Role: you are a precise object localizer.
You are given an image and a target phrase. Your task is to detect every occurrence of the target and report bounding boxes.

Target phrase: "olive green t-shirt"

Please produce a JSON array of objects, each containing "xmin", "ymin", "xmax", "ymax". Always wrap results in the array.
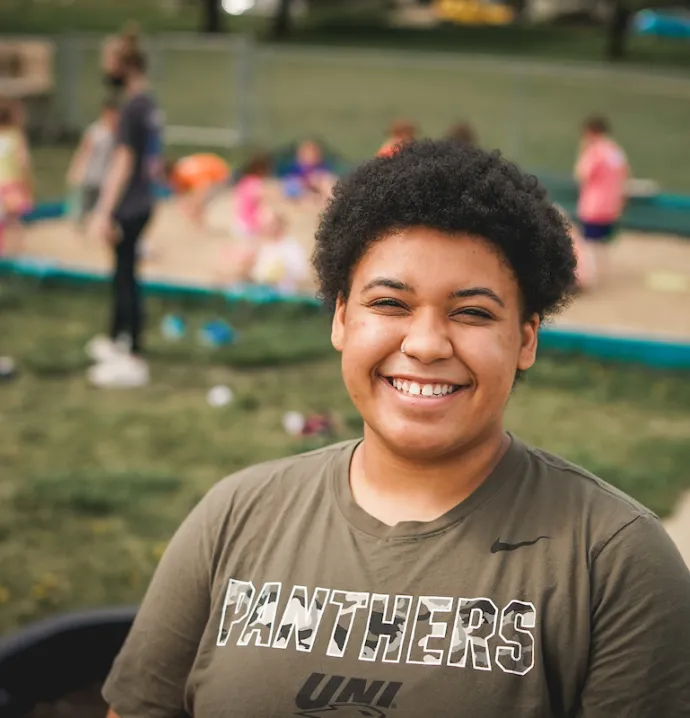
[{"xmin": 103, "ymin": 435, "xmax": 690, "ymax": 717}]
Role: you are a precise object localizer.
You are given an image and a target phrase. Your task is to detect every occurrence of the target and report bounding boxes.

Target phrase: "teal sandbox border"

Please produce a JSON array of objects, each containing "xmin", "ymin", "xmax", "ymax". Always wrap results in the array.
[
  {"xmin": 536, "ymin": 325, "xmax": 690, "ymax": 370},
  {"xmin": 1, "ymin": 257, "xmax": 688, "ymax": 369}
]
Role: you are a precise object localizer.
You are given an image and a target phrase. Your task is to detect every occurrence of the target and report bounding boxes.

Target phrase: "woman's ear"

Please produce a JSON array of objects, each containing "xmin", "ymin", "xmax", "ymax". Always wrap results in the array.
[
  {"xmin": 517, "ymin": 314, "xmax": 540, "ymax": 372},
  {"xmin": 331, "ymin": 295, "xmax": 346, "ymax": 352}
]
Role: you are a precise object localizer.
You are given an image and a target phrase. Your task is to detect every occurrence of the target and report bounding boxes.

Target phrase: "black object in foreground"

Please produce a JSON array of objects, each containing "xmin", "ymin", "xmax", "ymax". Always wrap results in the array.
[{"xmin": 0, "ymin": 607, "xmax": 137, "ymax": 718}]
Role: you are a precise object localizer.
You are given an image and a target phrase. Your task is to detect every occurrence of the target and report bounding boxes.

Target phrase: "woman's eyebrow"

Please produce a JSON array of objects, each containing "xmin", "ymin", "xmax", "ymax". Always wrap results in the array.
[
  {"xmin": 450, "ymin": 287, "xmax": 505, "ymax": 308},
  {"xmin": 361, "ymin": 277, "xmax": 412, "ymax": 293}
]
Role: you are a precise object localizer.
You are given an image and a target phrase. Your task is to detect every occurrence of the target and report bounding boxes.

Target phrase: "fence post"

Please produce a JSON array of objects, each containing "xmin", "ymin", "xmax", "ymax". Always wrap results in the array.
[
  {"xmin": 510, "ymin": 65, "xmax": 527, "ymax": 168},
  {"xmin": 235, "ymin": 33, "xmax": 254, "ymax": 147},
  {"xmin": 56, "ymin": 35, "xmax": 80, "ymax": 137}
]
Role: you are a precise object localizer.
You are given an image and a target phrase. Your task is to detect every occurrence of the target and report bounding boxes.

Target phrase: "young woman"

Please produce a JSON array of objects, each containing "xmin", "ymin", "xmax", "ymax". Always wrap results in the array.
[
  {"xmin": 87, "ymin": 50, "xmax": 162, "ymax": 389},
  {"xmin": 101, "ymin": 21, "xmax": 141, "ymax": 90},
  {"xmin": 103, "ymin": 140, "xmax": 690, "ymax": 717}
]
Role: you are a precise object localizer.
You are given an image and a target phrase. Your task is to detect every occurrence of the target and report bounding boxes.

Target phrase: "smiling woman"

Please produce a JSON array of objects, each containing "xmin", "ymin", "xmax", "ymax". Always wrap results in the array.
[
  {"xmin": 100, "ymin": 140, "xmax": 690, "ymax": 718},
  {"xmin": 330, "ymin": 226, "xmax": 542, "ymax": 471}
]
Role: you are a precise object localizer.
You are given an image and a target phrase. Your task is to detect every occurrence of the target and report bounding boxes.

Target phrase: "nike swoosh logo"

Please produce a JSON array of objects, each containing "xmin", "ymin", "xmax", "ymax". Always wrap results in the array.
[{"xmin": 491, "ymin": 536, "xmax": 550, "ymax": 553}]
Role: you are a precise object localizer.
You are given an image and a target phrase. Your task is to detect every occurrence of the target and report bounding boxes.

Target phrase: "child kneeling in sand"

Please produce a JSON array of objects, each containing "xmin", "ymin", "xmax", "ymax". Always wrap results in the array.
[{"xmin": 220, "ymin": 209, "xmax": 308, "ymax": 294}]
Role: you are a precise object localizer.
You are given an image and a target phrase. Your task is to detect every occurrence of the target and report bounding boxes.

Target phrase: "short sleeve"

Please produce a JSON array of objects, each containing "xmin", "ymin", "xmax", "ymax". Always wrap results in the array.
[
  {"xmin": 577, "ymin": 514, "xmax": 690, "ymax": 717},
  {"xmin": 574, "ymin": 147, "xmax": 596, "ymax": 183},
  {"xmin": 117, "ymin": 100, "xmax": 142, "ymax": 151},
  {"xmin": 102, "ymin": 485, "xmax": 224, "ymax": 718}
]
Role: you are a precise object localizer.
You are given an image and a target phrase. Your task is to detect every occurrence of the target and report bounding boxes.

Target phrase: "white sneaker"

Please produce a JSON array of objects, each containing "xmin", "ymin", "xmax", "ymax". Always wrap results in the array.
[
  {"xmin": 85, "ymin": 334, "xmax": 131, "ymax": 364},
  {"xmin": 87, "ymin": 354, "xmax": 149, "ymax": 388}
]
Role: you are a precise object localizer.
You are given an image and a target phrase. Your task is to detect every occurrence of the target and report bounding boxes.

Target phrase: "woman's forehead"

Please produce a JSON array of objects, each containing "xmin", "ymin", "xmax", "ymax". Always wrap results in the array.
[{"xmin": 355, "ymin": 229, "xmax": 514, "ymax": 283}]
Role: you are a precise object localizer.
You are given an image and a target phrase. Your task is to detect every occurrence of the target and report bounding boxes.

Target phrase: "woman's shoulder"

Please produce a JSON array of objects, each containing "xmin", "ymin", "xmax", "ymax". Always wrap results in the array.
[
  {"xmin": 205, "ymin": 439, "xmax": 358, "ymax": 508},
  {"xmin": 525, "ymin": 442, "xmax": 648, "ymax": 512},
  {"xmin": 515, "ymin": 436, "xmax": 658, "ymax": 553}
]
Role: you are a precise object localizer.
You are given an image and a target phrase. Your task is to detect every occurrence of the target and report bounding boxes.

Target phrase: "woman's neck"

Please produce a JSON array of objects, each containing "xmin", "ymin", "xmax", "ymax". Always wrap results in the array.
[
  {"xmin": 349, "ymin": 427, "xmax": 510, "ymax": 527},
  {"xmin": 126, "ymin": 76, "xmax": 148, "ymax": 96}
]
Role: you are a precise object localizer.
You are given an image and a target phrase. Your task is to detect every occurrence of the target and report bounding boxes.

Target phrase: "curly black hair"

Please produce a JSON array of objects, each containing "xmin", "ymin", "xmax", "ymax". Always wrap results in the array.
[{"xmin": 313, "ymin": 139, "xmax": 577, "ymax": 321}]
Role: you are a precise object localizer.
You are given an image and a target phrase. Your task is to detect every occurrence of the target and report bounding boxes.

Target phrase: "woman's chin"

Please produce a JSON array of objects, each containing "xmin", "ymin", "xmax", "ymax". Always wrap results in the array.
[{"xmin": 370, "ymin": 424, "xmax": 466, "ymax": 463}]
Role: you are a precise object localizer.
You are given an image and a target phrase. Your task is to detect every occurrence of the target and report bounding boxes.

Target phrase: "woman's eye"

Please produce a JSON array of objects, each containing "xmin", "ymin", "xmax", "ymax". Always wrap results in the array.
[
  {"xmin": 371, "ymin": 298, "xmax": 405, "ymax": 309},
  {"xmin": 454, "ymin": 308, "xmax": 494, "ymax": 320}
]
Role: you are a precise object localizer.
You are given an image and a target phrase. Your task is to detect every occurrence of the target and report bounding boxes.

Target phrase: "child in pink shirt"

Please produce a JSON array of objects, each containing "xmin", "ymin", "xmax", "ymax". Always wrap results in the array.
[
  {"xmin": 575, "ymin": 115, "xmax": 629, "ymax": 241},
  {"xmin": 574, "ymin": 115, "xmax": 629, "ymax": 285},
  {"xmin": 233, "ymin": 152, "xmax": 272, "ymax": 239}
]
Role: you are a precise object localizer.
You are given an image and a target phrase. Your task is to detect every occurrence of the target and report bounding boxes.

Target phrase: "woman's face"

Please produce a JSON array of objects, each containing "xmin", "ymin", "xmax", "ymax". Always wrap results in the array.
[{"xmin": 331, "ymin": 227, "xmax": 539, "ymax": 461}]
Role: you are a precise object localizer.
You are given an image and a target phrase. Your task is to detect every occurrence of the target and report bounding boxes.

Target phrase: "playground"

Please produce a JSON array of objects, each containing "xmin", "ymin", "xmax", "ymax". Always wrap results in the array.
[{"xmin": 2, "ymin": 11, "xmax": 690, "ymax": 716}]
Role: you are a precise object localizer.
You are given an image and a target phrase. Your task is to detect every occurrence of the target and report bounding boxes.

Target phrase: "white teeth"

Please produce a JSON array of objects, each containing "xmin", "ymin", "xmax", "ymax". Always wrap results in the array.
[{"xmin": 390, "ymin": 378, "xmax": 457, "ymax": 398}]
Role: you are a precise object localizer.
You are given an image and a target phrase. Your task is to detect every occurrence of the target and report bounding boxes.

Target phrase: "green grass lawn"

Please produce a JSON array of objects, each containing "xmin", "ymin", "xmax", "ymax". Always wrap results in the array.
[{"xmin": 1, "ymin": 277, "xmax": 690, "ymax": 633}]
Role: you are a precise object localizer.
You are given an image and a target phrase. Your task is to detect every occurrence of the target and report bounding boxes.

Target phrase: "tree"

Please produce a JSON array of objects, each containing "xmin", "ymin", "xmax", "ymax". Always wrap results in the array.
[
  {"xmin": 606, "ymin": 0, "xmax": 632, "ymax": 60},
  {"xmin": 270, "ymin": 0, "xmax": 295, "ymax": 40},
  {"xmin": 201, "ymin": 0, "xmax": 222, "ymax": 33},
  {"xmin": 603, "ymin": 0, "xmax": 690, "ymax": 61}
]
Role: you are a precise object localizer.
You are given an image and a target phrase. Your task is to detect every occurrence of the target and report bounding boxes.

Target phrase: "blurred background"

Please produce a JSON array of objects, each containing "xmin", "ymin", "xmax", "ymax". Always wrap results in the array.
[{"xmin": 0, "ymin": 1, "xmax": 689, "ymax": 714}]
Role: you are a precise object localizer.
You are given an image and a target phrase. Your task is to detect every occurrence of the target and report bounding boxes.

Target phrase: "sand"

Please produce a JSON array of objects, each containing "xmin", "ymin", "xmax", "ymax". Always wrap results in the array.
[{"xmin": 11, "ymin": 186, "xmax": 690, "ymax": 339}]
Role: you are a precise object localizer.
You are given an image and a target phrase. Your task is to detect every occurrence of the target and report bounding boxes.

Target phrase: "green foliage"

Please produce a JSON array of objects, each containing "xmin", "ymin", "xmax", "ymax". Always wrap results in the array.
[{"xmin": 17, "ymin": 470, "xmax": 182, "ymax": 516}]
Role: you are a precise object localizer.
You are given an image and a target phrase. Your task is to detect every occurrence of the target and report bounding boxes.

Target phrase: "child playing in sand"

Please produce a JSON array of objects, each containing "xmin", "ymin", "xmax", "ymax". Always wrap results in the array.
[
  {"xmin": 0, "ymin": 101, "xmax": 33, "ymax": 255},
  {"xmin": 282, "ymin": 140, "xmax": 336, "ymax": 206},
  {"xmin": 219, "ymin": 208, "xmax": 308, "ymax": 294},
  {"xmin": 377, "ymin": 119, "xmax": 418, "ymax": 158},
  {"xmin": 232, "ymin": 151, "xmax": 272, "ymax": 239},
  {"xmin": 249, "ymin": 209, "xmax": 309, "ymax": 294},
  {"xmin": 446, "ymin": 121, "xmax": 478, "ymax": 147},
  {"xmin": 66, "ymin": 100, "xmax": 119, "ymax": 228}
]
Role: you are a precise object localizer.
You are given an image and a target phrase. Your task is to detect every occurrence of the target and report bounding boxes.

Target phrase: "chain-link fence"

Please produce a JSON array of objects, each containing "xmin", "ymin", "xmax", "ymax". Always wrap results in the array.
[
  {"xmin": 13, "ymin": 33, "xmax": 690, "ymax": 192},
  {"xmin": 54, "ymin": 33, "xmax": 251, "ymax": 147}
]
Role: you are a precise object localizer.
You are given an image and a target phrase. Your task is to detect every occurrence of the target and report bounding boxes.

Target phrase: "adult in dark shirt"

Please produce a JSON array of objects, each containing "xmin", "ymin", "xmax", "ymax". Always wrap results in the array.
[{"xmin": 87, "ymin": 49, "xmax": 163, "ymax": 388}]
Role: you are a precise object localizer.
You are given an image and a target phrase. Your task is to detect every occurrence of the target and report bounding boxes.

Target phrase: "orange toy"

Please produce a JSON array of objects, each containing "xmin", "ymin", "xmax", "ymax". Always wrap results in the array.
[
  {"xmin": 169, "ymin": 154, "xmax": 230, "ymax": 194},
  {"xmin": 168, "ymin": 154, "xmax": 231, "ymax": 229}
]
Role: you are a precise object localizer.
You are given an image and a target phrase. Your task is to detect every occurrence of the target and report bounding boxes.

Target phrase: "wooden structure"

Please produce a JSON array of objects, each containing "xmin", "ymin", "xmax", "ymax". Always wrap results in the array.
[
  {"xmin": 0, "ymin": 39, "xmax": 55, "ymax": 138},
  {"xmin": 0, "ymin": 40, "xmax": 54, "ymax": 97}
]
